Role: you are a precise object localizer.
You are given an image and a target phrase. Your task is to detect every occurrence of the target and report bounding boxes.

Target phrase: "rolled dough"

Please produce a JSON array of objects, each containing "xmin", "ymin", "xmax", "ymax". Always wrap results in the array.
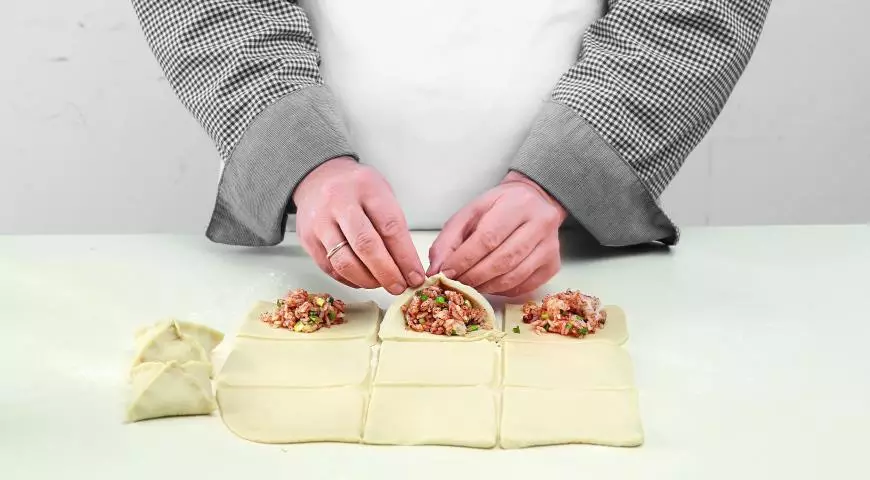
[
  {"xmin": 363, "ymin": 386, "xmax": 497, "ymax": 448},
  {"xmin": 237, "ymin": 300, "xmax": 381, "ymax": 343},
  {"xmin": 126, "ymin": 360, "xmax": 216, "ymax": 423},
  {"xmin": 503, "ymin": 304, "xmax": 628, "ymax": 345},
  {"xmin": 218, "ymin": 337, "xmax": 373, "ymax": 388},
  {"xmin": 500, "ymin": 387, "xmax": 644, "ymax": 448},
  {"xmin": 503, "ymin": 342, "xmax": 635, "ymax": 389},
  {"xmin": 379, "ymin": 274, "xmax": 503, "ymax": 342},
  {"xmin": 374, "ymin": 340, "xmax": 498, "ymax": 386},
  {"xmin": 216, "ymin": 385, "xmax": 366, "ymax": 444}
]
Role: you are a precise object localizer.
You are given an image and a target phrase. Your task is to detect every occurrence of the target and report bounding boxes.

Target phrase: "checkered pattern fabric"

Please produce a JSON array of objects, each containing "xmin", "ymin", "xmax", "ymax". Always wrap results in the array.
[
  {"xmin": 555, "ymin": 0, "xmax": 772, "ymax": 196},
  {"xmin": 131, "ymin": 0, "xmax": 323, "ymax": 160}
]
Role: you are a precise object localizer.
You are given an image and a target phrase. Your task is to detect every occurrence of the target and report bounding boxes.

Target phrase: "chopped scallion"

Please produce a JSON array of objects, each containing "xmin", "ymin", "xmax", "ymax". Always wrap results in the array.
[
  {"xmin": 468, "ymin": 325, "xmax": 479, "ymax": 332},
  {"xmin": 436, "ymin": 296, "xmax": 446, "ymax": 304},
  {"xmin": 512, "ymin": 326, "xmax": 521, "ymax": 334}
]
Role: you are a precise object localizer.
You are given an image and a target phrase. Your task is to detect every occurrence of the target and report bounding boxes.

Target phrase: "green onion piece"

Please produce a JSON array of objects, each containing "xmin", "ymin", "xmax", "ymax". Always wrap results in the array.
[
  {"xmin": 420, "ymin": 294, "xmax": 428, "ymax": 301},
  {"xmin": 328, "ymin": 311, "xmax": 336, "ymax": 321},
  {"xmin": 468, "ymin": 325, "xmax": 479, "ymax": 332},
  {"xmin": 579, "ymin": 327, "xmax": 589, "ymax": 336},
  {"xmin": 512, "ymin": 326, "xmax": 521, "ymax": 334},
  {"xmin": 327, "ymin": 296, "xmax": 334, "ymax": 304},
  {"xmin": 436, "ymin": 296, "xmax": 446, "ymax": 304},
  {"xmin": 276, "ymin": 299, "xmax": 283, "ymax": 307}
]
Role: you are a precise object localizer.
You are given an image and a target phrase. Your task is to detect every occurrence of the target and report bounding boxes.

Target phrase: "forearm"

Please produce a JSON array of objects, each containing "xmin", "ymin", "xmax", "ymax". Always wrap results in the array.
[
  {"xmin": 512, "ymin": 0, "xmax": 772, "ymax": 246},
  {"xmin": 131, "ymin": 0, "xmax": 355, "ymax": 246}
]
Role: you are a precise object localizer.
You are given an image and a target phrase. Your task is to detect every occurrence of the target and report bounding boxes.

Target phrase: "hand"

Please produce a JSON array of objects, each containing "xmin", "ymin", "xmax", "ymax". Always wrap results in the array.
[
  {"xmin": 294, "ymin": 157, "xmax": 425, "ymax": 295},
  {"xmin": 427, "ymin": 171, "xmax": 567, "ymax": 296}
]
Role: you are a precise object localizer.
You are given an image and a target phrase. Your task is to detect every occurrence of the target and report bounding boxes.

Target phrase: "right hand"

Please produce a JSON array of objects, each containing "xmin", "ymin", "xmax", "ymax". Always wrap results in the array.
[{"xmin": 293, "ymin": 156, "xmax": 425, "ymax": 295}]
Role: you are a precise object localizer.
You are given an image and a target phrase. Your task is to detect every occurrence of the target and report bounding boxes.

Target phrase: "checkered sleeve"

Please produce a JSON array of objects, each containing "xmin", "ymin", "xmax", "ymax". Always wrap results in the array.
[
  {"xmin": 131, "ymin": 0, "xmax": 356, "ymax": 246},
  {"xmin": 511, "ymin": 0, "xmax": 772, "ymax": 247}
]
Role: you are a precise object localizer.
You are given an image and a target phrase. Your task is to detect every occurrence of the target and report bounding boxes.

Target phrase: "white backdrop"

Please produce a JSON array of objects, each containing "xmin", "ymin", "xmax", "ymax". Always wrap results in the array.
[{"xmin": 1, "ymin": 1, "xmax": 867, "ymax": 234}]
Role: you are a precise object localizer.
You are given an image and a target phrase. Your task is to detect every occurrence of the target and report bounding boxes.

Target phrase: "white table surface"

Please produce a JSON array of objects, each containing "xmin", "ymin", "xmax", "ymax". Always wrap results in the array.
[{"xmin": 1, "ymin": 226, "xmax": 869, "ymax": 479}]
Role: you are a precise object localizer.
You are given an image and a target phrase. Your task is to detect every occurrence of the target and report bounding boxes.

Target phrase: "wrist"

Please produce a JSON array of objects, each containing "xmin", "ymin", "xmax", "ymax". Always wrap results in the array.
[
  {"xmin": 502, "ymin": 171, "xmax": 568, "ymax": 223},
  {"xmin": 292, "ymin": 156, "xmax": 358, "ymax": 206}
]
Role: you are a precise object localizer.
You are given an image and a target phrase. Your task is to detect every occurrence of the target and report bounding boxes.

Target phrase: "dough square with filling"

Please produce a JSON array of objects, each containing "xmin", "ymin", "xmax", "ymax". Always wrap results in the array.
[
  {"xmin": 503, "ymin": 341, "xmax": 634, "ymax": 389},
  {"xmin": 237, "ymin": 300, "xmax": 381, "ymax": 343},
  {"xmin": 363, "ymin": 386, "xmax": 497, "ymax": 448},
  {"xmin": 374, "ymin": 340, "xmax": 498, "ymax": 386},
  {"xmin": 500, "ymin": 387, "xmax": 644, "ymax": 448},
  {"xmin": 216, "ymin": 385, "xmax": 365, "ymax": 444},
  {"xmin": 126, "ymin": 360, "xmax": 216, "ymax": 423},
  {"xmin": 503, "ymin": 303, "xmax": 628, "ymax": 345},
  {"xmin": 379, "ymin": 274, "xmax": 503, "ymax": 342},
  {"xmin": 217, "ymin": 338, "xmax": 372, "ymax": 388}
]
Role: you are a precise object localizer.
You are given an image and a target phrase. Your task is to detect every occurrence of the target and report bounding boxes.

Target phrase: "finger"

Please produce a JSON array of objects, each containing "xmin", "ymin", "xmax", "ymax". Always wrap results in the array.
[
  {"xmin": 362, "ymin": 196, "xmax": 425, "ymax": 287},
  {"xmin": 457, "ymin": 222, "xmax": 544, "ymax": 287},
  {"xmin": 336, "ymin": 205, "xmax": 407, "ymax": 294},
  {"xmin": 306, "ymin": 237, "xmax": 359, "ymax": 288},
  {"xmin": 493, "ymin": 259, "xmax": 560, "ymax": 297},
  {"xmin": 477, "ymin": 237, "xmax": 560, "ymax": 295},
  {"xmin": 426, "ymin": 202, "xmax": 485, "ymax": 276},
  {"xmin": 318, "ymin": 223, "xmax": 380, "ymax": 289},
  {"xmin": 439, "ymin": 202, "xmax": 527, "ymax": 280}
]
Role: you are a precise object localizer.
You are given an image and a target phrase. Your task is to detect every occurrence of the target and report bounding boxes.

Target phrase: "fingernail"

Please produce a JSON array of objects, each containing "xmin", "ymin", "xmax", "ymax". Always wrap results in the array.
[
  {"xmin": 388, "ymin": 283, "xmax": 405, "ymax": 295},
  {"xmin": 442, "ymin": 269, "xmax": 456, "ymax": 279},
  {"xmin": 408, "ymin": 271, "xmax": 424, "ymax": 286}
]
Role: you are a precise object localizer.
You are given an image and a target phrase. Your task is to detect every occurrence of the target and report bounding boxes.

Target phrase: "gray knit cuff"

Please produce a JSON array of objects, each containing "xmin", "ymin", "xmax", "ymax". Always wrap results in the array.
[
  {"xmin": 206, "ymin": 86, "xmax": 356, "ymax": 246},
  {"xmin": 511, "ymin": 102, "xmax": 679, "ymax": 247}
]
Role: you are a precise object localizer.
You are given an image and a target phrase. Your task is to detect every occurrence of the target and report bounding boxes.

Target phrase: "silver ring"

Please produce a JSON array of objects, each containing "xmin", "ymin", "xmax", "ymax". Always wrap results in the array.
[{"xmin": 325, "ymin": 240, "xmax": 349, "ymax": 260}]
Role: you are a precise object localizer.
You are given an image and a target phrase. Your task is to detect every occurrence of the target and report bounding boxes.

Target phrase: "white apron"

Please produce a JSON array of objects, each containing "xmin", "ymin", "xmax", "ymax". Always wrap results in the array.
[{"xmin": 299, "ymin": 0, "xmax": 605, "ymax": 229}]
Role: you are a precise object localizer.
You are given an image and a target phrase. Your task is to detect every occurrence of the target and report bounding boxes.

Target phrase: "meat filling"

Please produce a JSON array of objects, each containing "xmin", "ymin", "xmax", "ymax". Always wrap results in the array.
[
  {"xmin": 521, "ymin": 289, "xmax": 607, "ymax": 337},
  {"xmin": 261, "ymin": 289, "xmax": 346, "ymax": 333},
  {"xmin": 402, "ymin": 282, "xmax": 489, "ymax": 336}
]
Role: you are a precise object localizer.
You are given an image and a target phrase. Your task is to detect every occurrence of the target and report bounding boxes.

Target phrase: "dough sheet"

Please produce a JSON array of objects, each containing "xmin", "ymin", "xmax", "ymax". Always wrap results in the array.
[
  {"xmin": 363, "ymin": 386, "xmax": 497, "ymax": 448},
  {"xmin": 374, "ymin": 340, "xmax": 499, "ymax": 386},
  {"xmin": 500, "ymin": 387, "xmax": 644, "ymax": 448}
]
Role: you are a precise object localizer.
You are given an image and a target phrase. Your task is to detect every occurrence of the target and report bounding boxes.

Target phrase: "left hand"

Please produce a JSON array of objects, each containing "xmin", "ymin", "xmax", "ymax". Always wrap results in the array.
[{"xmin": 426, "ymin": 172, "xmax": 567, "ymax": 296}]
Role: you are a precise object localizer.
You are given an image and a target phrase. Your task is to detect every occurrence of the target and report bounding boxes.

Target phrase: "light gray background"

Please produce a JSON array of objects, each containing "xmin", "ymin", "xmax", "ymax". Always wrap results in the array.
[{"xmin": 1, "ymin": 0, "xmax": 867, "ymax": 234}]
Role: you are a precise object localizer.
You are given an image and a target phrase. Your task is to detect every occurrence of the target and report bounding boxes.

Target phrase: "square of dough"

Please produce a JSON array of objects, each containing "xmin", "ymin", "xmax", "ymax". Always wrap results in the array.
[
  {"xmin": 363, "ymin": 386, "xmax": 497, "ymax": 448},
  {"xmin": 374, "ymin": 341, "xmax": 498, "ymax": 386},
  {"xmin": 216, "ymin": 385, "xmax": 365, "ymax": 444},
  {"xmin": 504, "ymin": 304, "xmax": 628, "ymax": 345},
  {"xmin": 500, "ymin": 387, "xmax": 644, "ymax": 448},
  {"xmin": 378, "ymin": 274, "xmax": 504, "ymax": 342},
  {"xmin": 237, "ymin": 300, "xmax": 381, "ymax": 343},
  {"xmin": 217, "ymin": 338, "xmax": 372, "ymax": 388},
  {"xmin": 503, "ymin": 342, "xmax": 634, "ymax": 389}
]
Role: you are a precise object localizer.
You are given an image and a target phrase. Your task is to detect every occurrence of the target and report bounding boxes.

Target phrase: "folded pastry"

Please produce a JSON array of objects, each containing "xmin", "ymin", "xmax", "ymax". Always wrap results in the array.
[
  {"xmin": 126, "ymin": 360, "xmax": 216, "ymax": 423},
  {"xmin": 132, "ymin": 320, "xmax": 224, "ymax": 370},
  {"xmin": 379, "ymin": 274, "xmax": 501, "ymax": 341}
]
